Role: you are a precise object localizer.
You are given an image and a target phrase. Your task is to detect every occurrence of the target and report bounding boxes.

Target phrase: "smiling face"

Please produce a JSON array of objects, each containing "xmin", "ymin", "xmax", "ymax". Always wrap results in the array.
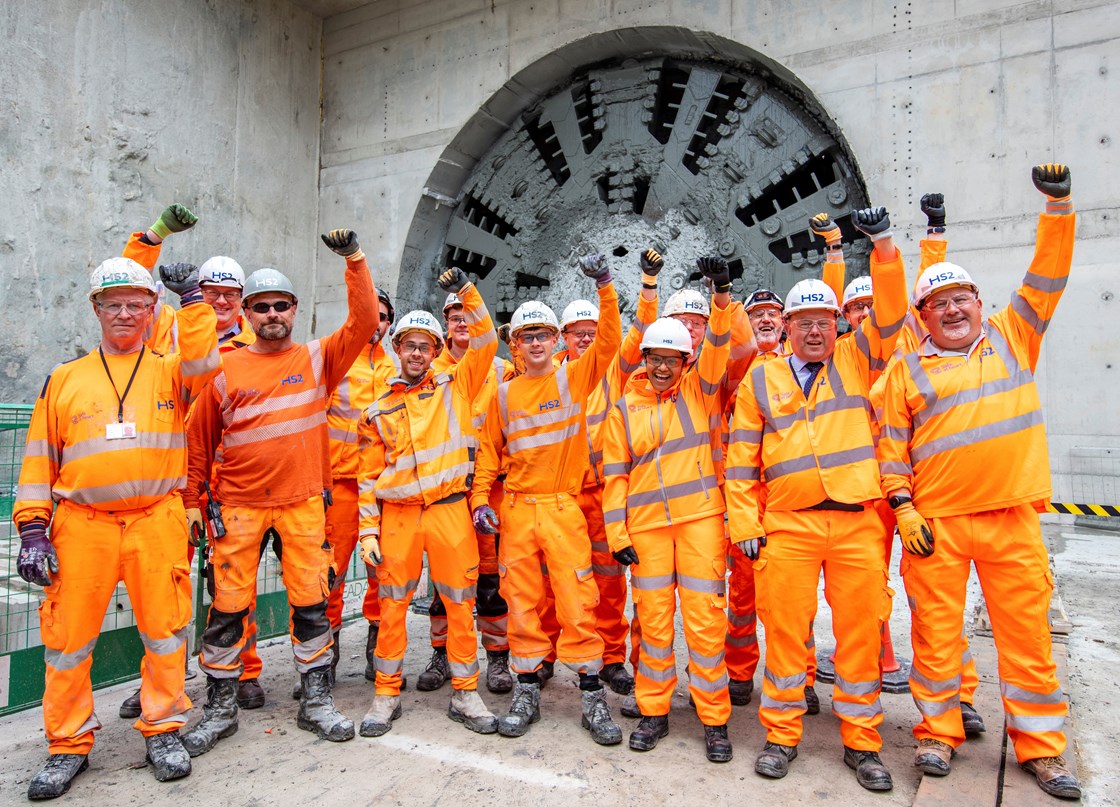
[
  {"xmin": 920, "ymin": 285, "xmax": 983, "ymax": 351},
  {"xmin": 445, "ymin": 305, "xmax": 469, "ymax": 350},
  {"xmin": 670, "ymin": 313, "xmax": 707, "ymax": 358},
  {"xmin": 201, "ymin": 283, "xmax": 243, "ymax": 332},
  {"xmin": 644, "ymin": 349, "xmax": 686, "ymax": 392},
  {"xmin": 92, "ymin": 288, "xmax": 156, "ymax": 353},
  {"xmin": 517, "ymin": 327, "xmax": 560, "ymax": 375},
  {"xmin": 747, "ymin": 304, "xmax": 783, "ymax": 352},
  {"xmin": 394, "ymin": 330, "xmax": 438, "ymax": 382},
  {"xmin": 245, "ymin": 293, "xmax": 297, "ymax": 342},
  {"xmin": 562, "ymin": 320, "xmax": 597, "ymax": 359},
  {"xmin": 373, "ymin": 299, "xmax": 392, "ymax": 343},
  {"xmin": 785, "ymin": 310, "xmax": 838, "ymax": 363},
  {"xmin": 843, "ymin": 298, "xmax": 872, "ymax": 331}
]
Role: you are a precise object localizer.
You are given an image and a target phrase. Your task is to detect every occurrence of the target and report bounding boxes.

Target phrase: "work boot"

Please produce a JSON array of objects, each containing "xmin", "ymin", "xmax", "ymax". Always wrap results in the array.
[
  {"xmin": 729, "ymin": 678, "xmax": 754, "ymax": 706},
  {"xmin": 416, "ymin": 647, "xmax": 451, "ymax": 691},
  {"xmin": 27, "ymin": 754, "xmax": 88, "ymax": 800},
  {"xmin": 704, "ymin": 724, "xmax": 733, "ymax": 763},
  {"xmin": 448, "ymin": 689, "xmax": 499, "ymax": 734},
  {"xmin": 363, "ymin": 623, "xmax": 379, "ymax": 682},
  {"xmin": 119, "ymin": 689, "xmax": 142, "ymax": 719},
  {"xmin": 145, "ymin": 732, "xmax": 192, "ymax": 782},
  {"xmin": 359, "ymin": 695, "xmax": 402, "ymax": 737},
  {"xmin": 1020, "ymin": 756, "xmax": 1083, "ymax": 800},
  {"xmin": 537, "ymin": 660, "xmax": 555, "ymax": 688},
  {"xmin": 619, "ymin": 694, "xmax": 641, "ymax": 719},
  {"xmin": 486, "ymin": 650, "xmax": 513, "ymax": 694},
  {"xmin": 580, "ymin": 688, "xmax": 623, "ymax": 746},
  {"xmin": 329, "ymin": 627, "xmax": 341, "ymax": 685},
  {"xmin": 629, "ymin": 715, "xmax": 669, "ymax": 751},
  {"xmin": 755, "ymin": 741, "xmax": 798, "ymax": 779},
  {"xmin": 844, "ymin": 747, "xmax": 893, "ymax": 792},
  {"xmin": 181, "ymin": 677, "xmax": 239, "ymax": 758},
  {"xmin": 598, "ymin": 662, "xmax": 635, "ymax": 695},
  {"xmin": 498, "ymin": 681, "xmax": 541, "ymax": 737},
  {"xmin": 296, "ymin": 667, "xmax": 355, "ymax": 742},
  {"xmin": 237, "ymin": 678, "xmax": 265, "ymax": 710},
  {"xmin": 961, "ymin": 702, "xmax": 987, "ymax": 737},
  {"xmin": 804, "ymin": 685, "xmax": 820, "ymax": 715},
  {"xmin": 915, "ymin": 738, "xmax": 954, "ymax": 776}
]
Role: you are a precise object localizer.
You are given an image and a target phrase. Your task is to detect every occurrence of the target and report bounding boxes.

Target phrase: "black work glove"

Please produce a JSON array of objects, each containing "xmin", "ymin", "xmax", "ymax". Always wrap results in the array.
[
  {"xmin": 735, "ymin": 536, "xmax": 767, "ymax": 561},
  {"xmin": 17, "ymin": 521, "xmax": 58, "ymax": 587},
  {"xmin": 577, "ymin": 253, "xmax": 612, "ymax": 286},
  {"xmin": 612, "ymin": 546, "xmax": 639, "ymax": 566},
  {"xmin": 697, "ymin": 256, "xmax": 731, "ymax": 293},
  {"xmin": 438, "ymin": 266, "xmax": 469, "ymax": 293},
  {"xmin": 1032, "ymin": 163, "xmax": 1071, "ymax": 198},
  {"xmin": 639, "ymin": 248, "xmax": 664, "ymax": 276},
  {"xmin": 321, "ymin": 228, "xmax": 361, "ymax": 257},
  {"xmin": 920, "ymin": 193, "xmax": 946, "ymax": 228},
  {"xmin": 853, "ymin": 207, "xmax": 892, "ymax": 241},
  {"xmin": 159, "ymin": 262, "xmax": 201, "ymax": 302}
]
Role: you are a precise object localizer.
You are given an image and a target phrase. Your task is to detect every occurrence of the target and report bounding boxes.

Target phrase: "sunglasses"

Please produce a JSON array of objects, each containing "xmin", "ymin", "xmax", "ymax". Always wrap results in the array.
[{"xmin": 249, "ymin": 301, "xmax": 294, "ymax": 314}]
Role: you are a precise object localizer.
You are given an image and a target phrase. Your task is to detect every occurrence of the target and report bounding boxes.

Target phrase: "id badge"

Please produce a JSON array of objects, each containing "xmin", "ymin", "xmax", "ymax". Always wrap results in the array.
[{"xmin": 106, "ymin": 421, "xmax": 138, "ymax": 440}]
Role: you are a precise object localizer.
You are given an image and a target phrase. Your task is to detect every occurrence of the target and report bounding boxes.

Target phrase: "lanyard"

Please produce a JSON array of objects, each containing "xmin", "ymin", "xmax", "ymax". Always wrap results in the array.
[{"xmin": 98, "ymin": 346, "xmax": 145, "ymax": 423}]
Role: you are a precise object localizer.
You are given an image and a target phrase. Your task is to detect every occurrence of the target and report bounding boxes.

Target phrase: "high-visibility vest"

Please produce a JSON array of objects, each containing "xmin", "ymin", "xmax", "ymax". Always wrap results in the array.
[{"xmin": 327, "ymin": 342, "xmax": 398, "ymax": 480}]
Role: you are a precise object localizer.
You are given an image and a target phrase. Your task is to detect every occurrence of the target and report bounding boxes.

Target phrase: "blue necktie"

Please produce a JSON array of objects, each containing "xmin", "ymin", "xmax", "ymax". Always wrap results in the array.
[{"xmin": 802, "ymin": 361, "xmax": 824, "ymax": 398}]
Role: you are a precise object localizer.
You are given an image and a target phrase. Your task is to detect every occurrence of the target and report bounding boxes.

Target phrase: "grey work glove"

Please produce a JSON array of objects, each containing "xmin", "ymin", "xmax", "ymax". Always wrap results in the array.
[
  {"xmin": 438, "ymin": 266, "xmax": 469, "ymax": 293},
  {"xmin": 472, "ymin": 505, "xmax": 499, "ymax": 535},
  {"xmin": 735, "ymin": 535, "xmax": 767, "ymax": 561},
  {"xmin": 321, "ymin": 228, "xmax": 361, "ymax": 257},
  {"xmin": 577, "ymin": 253, "xmax": 612, "ymax": 286},
  {"xmin": 853, "ymin": 207, "xmax": 892, "ymax": 241},
  {"xmin": 159, "ymin": 262, "xmax": 201, "ymax": 303}
]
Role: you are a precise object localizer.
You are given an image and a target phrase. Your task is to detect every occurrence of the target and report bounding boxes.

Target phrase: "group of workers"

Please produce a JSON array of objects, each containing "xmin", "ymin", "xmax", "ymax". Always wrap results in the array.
[{"xmin": 13, "ymin": 162, "xmax": 1081, "ymax": 801}]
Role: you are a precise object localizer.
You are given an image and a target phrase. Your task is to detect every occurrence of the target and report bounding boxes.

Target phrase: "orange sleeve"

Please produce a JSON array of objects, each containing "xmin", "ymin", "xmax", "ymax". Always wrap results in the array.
[
  {"xmin": 357, "ymin": 410, "xmax": 387, "ymax": 539},
  {"xmin": 319, "ymin": 253, "xmax": 378, "ymax": 393},
  {"xmin": 13, "ymin": 373, "xmax": 60, "ymax": 526},
  {"xmin": 448, "ymin": 281, "xmax": 498, "ymax": 400},
  {"xmin": 123, "ymin": 231, "xmax": 161, "ymax": 270},
  {"xmin": 877, "ymin": 359, "xmax": 915, "ymax": 501},
  {"xmin": 601, "ymin": 403, "xmax": 632, "ymax": 553},
  {"xmin": 470, "ymin": 388, "xmax": 505, "ymax": 511},
  {"xmin": 822, "ymin": 258, "xmax": 845, "ymax": 303},
  {"xmin": 568, "ymin": 282, "xmax": 621, "ymax": 400},
  {"xmin": 723, "ymin": 300, "xmax": 758, "ymax": 406},
  {"xmin": 186, "ymin": 383, "xmax": 224, "ymax": 499},
  {"xmin": 726, "ymin": 367, "xmax": 765, "ymax": 543}
]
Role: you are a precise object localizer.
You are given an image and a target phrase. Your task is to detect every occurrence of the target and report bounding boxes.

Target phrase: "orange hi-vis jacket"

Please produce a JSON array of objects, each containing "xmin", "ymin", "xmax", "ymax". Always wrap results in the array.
[
  {"xmin": 186, "ymin": 254, "xmax": 377, "ymax": 507},
  {"xmin": 327, "ymin": 341, "xmax": 399, "ymax": 480},
  {"xmin": 357, "ymin": 283, "xmax": 498, "ymax": 537},
  {"xmin": 14, "ymin": 303, "xmax": 219, "ymax": 526},
  {"xmin": 434, "ymin": 344, "xmax": 515, "ymax": 434},
  {"xmin": 726, "ymin": 247, "xmax": 908, "ymax": 542},
  {"xmin": 471, "ymin": 283, "xmax": 621, "ymax": 504},
  {"xmin": 877, "ymin": 212, "xmax": 1075, "ymax": 518},
  {"xmin": 602, "ymin": 301, "xmax": 732, "ymax": 551}
]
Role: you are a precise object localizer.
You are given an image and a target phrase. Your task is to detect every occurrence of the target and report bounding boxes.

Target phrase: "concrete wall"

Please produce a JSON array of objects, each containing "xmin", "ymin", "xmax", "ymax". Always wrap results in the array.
[
  {"xmin": 0, "ymin": 0, "xmax": 323, "ymax": 403},
  {"xmin": 318, "ymin": 0, "xmax": 1120, "ymax": 497}
]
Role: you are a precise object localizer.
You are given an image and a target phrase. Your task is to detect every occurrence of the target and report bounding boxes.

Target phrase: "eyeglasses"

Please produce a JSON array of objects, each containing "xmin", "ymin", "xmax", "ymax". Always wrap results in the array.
[
  {"xmin": 747, "ymin": 308, "xmax": 781, "ymax": 321},
  {"xmin": 97, "ymin": 301, "xmax": 151, "ymax": 316},
  {"xmin": 925, "ymin": 293, "xmax": 978, "ymax": 312},
  {"xmin": 790, "ymin": 318, "xmax": 837, "ymax": 332},
  {"xmin": 400, "ymin": 341, "xmax": 434, "ymax": 356},
  {"xmin": 517, "ymin": 332, "xmax": 554, "ymax": 344},
  {"xmin": 201, "ymin": 288, "xmax": 242, "ymax": 302},
  {"xmin": 249, "ymin": 301, "xmax": 294, "ymax": 314},
  {"xmin": 565, "ymin": 330, "xmax": 596, "ymax": 340},
  {"xmin": 379, "ymin": 312, "xmax": 391, "ymax": 323},
  {"xmin": 645, "ymin": 354, "xmax": 683, "ymax": 370},
  {"xmin": 446, "ymin": 314, "xmax": 467, "ymax": 326},
  {"xmin": 844, "ymin": 300, "xmax": 872, "ymax": 314}
]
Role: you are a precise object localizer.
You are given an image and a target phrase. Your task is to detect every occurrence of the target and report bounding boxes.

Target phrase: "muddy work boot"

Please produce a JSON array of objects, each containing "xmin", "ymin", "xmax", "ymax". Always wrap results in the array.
[
  {"xmin": 181, "ymin": 677, "xmax": 239, "ymax": 758},
  {"xmin": 628, "ymin": 715, "xmax": 669, "ymax": 751},
  {"xmin": 755, "ymin": 741, "xmax": 798, "ymax": 779},
  {"xmin": 296, "ymin": 667, "xmax": 355, "ymax": 742},
  {"xmin": 537, "ymin": 660, "xmax": 555, "ymax": 688},
  {"xmin": 704, "ymin": 724, "xmax": 733, "ymax": 763},
  {"xmin": 237, "ymin": 678, "xmax": 265, "ymax": 710},
  {"xmin": 580, "ymin": 688, "xmax": 623, "ymax": 746},
  {"xmin": 360, "ymin": 695, "xmax": 402, "ymax": 737},
  {"xmin": 598, "ymin": 662, "xmax": 635, "ymax": 695},
  {"xmin": 844, "ymin": 746, "xmax": 893, "ymax": 792},
  {"xmin": 448, "ymin": 689, "xmax": 499, "ymax": 734},
  {"xmin": 119, "ymin": 689, "xmax": 142, "ymax": 719},
  {"xmin": 1020, "ymin": 756, "xmax": 1082, "ymax": 800},
  {"xmin": 498, "ymin": 681, "xmax": 541, "ymax": 737},
  {"xmin": 416, "ymin": 647, "xmax": 451, "ymax": 691},
  {"xmin": 728, "ymin": 678, "xmax": 754, "ymax": 706},
  {"xmin": 619, "ymin": 694, "xmax": 641, "ymax": 719},
  {"xmin": 363, "ymin": 623, "xmax": 379, "ymax": 682},
  {"xmin": 27, "ymin": 754, "xmax": 89, "ymax": 800},
  {"xmin": 485, "ymin": 650, "xmax": 513, "ymax": 694},
  {"xmin": 960, "ymin": 702, "xmax": 987, "ymax": 737},
  {"xmin": 915, "ymin": 738, "xmax": 954, "ymax": 776},
  {"xmin": 145, "ymin": 732, "xmax": 192, "ymax": 782}
]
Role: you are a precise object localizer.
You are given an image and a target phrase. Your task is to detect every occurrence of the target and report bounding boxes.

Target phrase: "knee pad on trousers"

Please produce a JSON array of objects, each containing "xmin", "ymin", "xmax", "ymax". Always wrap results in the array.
[
  {"xmin": 203, "ymin": 607, "xmax": 250, "ymax": 648},
  {"xmin": 291, "ymin": 602, "xmax": 330, "ymax": 642},
  {"xmin": 429, "ymin": 593, "xmax": 447, "ymax": 617},
  {"xmin": 476, "ymin": 573, "xmax": 507, "ymax": 617}
]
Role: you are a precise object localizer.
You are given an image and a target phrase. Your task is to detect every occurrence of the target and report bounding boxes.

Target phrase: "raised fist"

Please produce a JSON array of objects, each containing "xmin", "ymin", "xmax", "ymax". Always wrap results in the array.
[
  {"xmin": 640, "ymin": 248, "xmax": 664, "ymax": 276},
  {"xmin": 853, "ymin": 207, "xmax": 891, "ymax": 239},
  {"xmin": 438, "ymin": 266, "xmax": 469, "ymax": 293},
  {"xmin": 809, "ymin": 213, "xmax": 841, "ymax": 245},
  {"xmin": 321, "ymin": 228, "xmax": 360, "ymax": 257},
  {"xmin": 578, "ymin": 253, "xmax": 610, "ymax": 280},
  {"xmin": 1032, "ymin": 164, "xmax": 1071, "ymax": 198},
  {"xmin": 497, "ymin": 323, "xmax": 513, "ymax": 346},
  {"xmin": 697, "ymin": 256, "xmax": 731, "ymax": 291},
  {"xmin": 920, "ymin": 193, "xmax": 946, "ymax": 228},
  {"xmin": 159, "ymin": 262, "xmax": 200, "ymax": 296}
]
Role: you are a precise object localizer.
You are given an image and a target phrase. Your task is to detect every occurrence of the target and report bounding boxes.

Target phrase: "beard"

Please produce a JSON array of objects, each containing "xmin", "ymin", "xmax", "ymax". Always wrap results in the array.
[{"xmin": 256, "ymin": 321, "xmax": 292, "ymax": 341}]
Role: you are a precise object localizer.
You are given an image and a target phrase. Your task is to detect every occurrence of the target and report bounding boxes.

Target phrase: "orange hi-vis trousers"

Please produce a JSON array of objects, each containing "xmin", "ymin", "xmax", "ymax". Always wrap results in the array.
[
  {"xmin": 374, "ymin": 496, "xmax": 480, "ymax": 695},
  {"xmin": 325, "ymin": 478, "xmax": 380, "ymax": 629},
  {"xmin": 579, "ymin": 486, "xmax": 631, "ymax": 666},
  {"xmin": 756, "ymin": 508, "xmax": 890, "ymax": 751},
  {"xmin": 725, "ymin": 541, "xmax": 760, "ymax": 683},
  {"xmin": 498, "ymin": 492, "xmax": 603, "ymax": 675},
  {"xmin": 42, "ymin": 496, "xmax": 193, "ymax": 754},
  {"xmin": 201, "ymin": 496, "xmax": 334, "ymax": 677},
  {"xmin": 902, "ymin": 504, "xmax": 1067, "ymax": 761},
  {"xmin": 631, "ymin": 514, "xmax": 731, "ymax": 726}
]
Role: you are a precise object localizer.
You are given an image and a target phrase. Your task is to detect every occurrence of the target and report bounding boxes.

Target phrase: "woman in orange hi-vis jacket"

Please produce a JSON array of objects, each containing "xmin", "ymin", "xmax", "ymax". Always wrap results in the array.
[
  {"xmin": 602, "ymin": 256, "xmax": 743, "ymax": 763},
  {"xmin": 878, "ymin": 165, "xmax": 1081, "ymax": 801},
  {"xmin": 14, "ymin": 257, "xmax": 218, "ymax": 798},
  {"xmin": 470, "ymin": 253, "xmax": 622, "ymax": 746},
  {"xmin": 727, "ymin": 206, "xmax": 907, "ymax": 793}
]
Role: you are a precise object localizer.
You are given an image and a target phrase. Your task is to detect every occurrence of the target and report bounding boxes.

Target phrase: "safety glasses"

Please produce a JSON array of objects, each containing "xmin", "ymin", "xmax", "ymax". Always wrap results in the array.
[{"xmin": 249, "ymin": 301, "xmax": 294, "ymax": 314}]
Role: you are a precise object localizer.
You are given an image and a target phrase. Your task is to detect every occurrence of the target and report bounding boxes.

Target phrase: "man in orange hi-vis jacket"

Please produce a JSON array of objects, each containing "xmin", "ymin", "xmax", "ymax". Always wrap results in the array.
[
  {"xmin": 15, "ymin": 258, "xmax": 218, "ymax": 798},
  {"xmin": 727, "ymin": 205, "xmax": 907, "ymax": 793},
  {"xmin": 181, "ymin": 229, "xmax": 376, "ymax": 756},
  {"xmin": 878, "ymin": 165, "xmax": 1080, "ymax": 801},
  {"xmin": 470, "ymin": 253, "xmax": 623, "ymax": 746}
]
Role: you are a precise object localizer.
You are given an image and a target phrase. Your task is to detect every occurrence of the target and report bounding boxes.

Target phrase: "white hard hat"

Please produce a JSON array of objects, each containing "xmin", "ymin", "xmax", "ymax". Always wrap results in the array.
[
  {"xmin": 510, "ymin": 301, "xmax": 560, "ymax": 336},
  {"xmin": 560, "ymin": 300, "xmax": 599, "ymax": 330},
  {"xmin": 243, "ymin": 268, "xmax": 298, "ymax": 303},
  {"xmin": 442, "ymin": 292, "xmax": 462, "ymax": 316},
  {"xmin": 744, "ymin": 288, "xmax": 783, "ymax": 312},
  {"xmin": 198, "ymin": 256, "xmax": 245, "ymax": 289},
  {"xmin": 640, "ymin": 317, "xmax": 694, "ymax": 358},
  {"xmin": 663, "ymin": 288, "xmax": 710, "ymax": 319},
  {"xmin": 393, "ymin": 310, "xmax": 444, "ymax": 352},
  {"xmin": 842, "ymin": 276, "xmax": 873, "ymax": 308},
  {"xmin": 88, "ymin": 257, "xmax": 157, "ymax": 301},
  {"xmin": 784, "ymin": 278, "xmax": 841, "ymax": 316},
  {"xmin": 914, "ymin": 262, "xmax": 978, "ymax": 308}
]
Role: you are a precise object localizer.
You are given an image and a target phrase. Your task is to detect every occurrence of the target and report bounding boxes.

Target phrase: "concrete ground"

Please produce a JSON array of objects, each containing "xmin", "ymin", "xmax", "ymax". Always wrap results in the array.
[{"xmin": 2, "ymin": 521, "xmax": 1116, "ymax": 806}]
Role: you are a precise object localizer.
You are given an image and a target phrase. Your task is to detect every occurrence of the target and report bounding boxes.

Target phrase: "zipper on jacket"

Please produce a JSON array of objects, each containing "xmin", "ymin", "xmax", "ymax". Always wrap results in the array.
[
  {"xmin": 697, "ymin": 461, "xmax": 710, "ymax": 500},
  {"xmin": 653, "ymin": 401, "xmax": 672, "ymax": 523}
]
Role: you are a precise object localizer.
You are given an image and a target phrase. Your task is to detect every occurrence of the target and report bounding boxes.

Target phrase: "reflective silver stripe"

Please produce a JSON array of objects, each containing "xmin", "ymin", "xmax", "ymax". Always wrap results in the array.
[
  {"xmin": 724, "ymin": 466, "xmax": 760, "ymax": 481},
  {"xmin": 433, "ymin": 579, "xmax": 477, "ymax": 604},
  {"xmin": 201, "ymin": 643, "xmax": 243, "ymax": 672},
  {"xmin": 677, "ymin": 573, "xmax": 725, "ymax": 595},
  {"xmin": 602, "ymin": 462, "xmax": 630, "ymax": 477},
  {"xmin": 820, "ymin": 445, "xmax": 875, "ymax": 468},
  {"xmin": 632, "ymin": 572, "xmax": 675, "ymax": 590},
  {"xmin": 507, "ymin": 403, "xmax": 583, "ymax": 432},
  {"xmin": 911, "ymin": 409, "xmax": 1044, "ymax": 464},
  {"xmin": 328, "ymin": 427, "xmax": 357, "ymax": 444},
  {"xmin": 180, "ymin": 349, "xmax": 220, "ymax": 377},
  {"xmin": 727, "ymin": 611, "xmax": 755, "ymax": 627},
  {"xmin": 592, "ymin": 563, "xmax": 625, "ymax": 577},
  {"xmin": 450, "ymin": 660, "xmax": 481, "ymax": 678},
  {"xmin": 1001, "ymin": 682, "xmax": 1064, "ymax": 705},
  {"xmin": 726, "ymin": 634, "xmax": 758, "ymax": 647},
  {"xmin": 854, "ymin": 323, "xmax": 873, "ymax": 363},
  {"xmin": 508, "ymin": 421, "xmax": 581, "ymax": 454},
  {"xmin": 627, "ymin": 476, "xmax": 718, "ymax": 508},
  {"xmin": 961, "ymin": 647, "xmax": 974, "ymax": 665},
  {"xmin": 587, "ymin": 410, "xmax": 608, "ymax": 427},
  {"xmin": 903, "ymin": 352, "xmax": 941, "ymax": 412},
  {"xmin": 54, "ymin": 476, "xmax": 184, "ymax": 506},
  {"xmin": 60, "ymin": 430, "xmax": 186, "ymax": 464},
  {"xmin": 139, "ymin": 625, "xmax": 190, "ymax": 656},
  {"xmin": 1011, "ymin": 290, "xmax": 1050, "ymax": 335},
  {"xmin": 640, "ymin": 640, "xmax": 674, "ymax": 660},
  {"xmin": 222, "ymin": 410, "xmax": 328, "ymax": 448},
  {"xmin": 832, "ymin": 699, "xmax": 884, "ymax": 719},
  {"xmin": 378, "ymin": 460, "xmax": 474, "ymax": 501},
  {"xmin": 910, "ymin": 667, "xmax": 961, "ymax": 694},
  {"xmin": 810, "ymin": 393, "xmax": 872, "ymax": 422},
  {"xmin": 332, "ymin": 377, "xmax": 357, "ymax": 419},
  {"xmin": 637, "ymin": 661, "xmax": 677, "ymax": 682},
  {"xmin": 44, "ymin": 637, "xmax": 98, "ymax": 671},
  {"xmin": 511, "ymin": 653, "xmax": 548, "ymax": 672},
  {"xmin": 912, "ymin": 693, "xmax": 960, "ymax": 717},
  {"xmin": 380, "ymin": 577, "xmax": 420, "ymax": 600},
  {"xmin": 575, "ymin": 565, "xmax": 592, "ymax": 578},
  {"xmin": 308, "ymin": 339, "xmax": 325, "ymax": 386},
  {"xmin": 590, "ymin": 540, "xmax": 609, "ymax": 552},
  {"xmin": 603, "ymin": 508, "xmax": 626, "ymax": 525},
  {"xmin": 881, "ymin": 424, "xmax": 910, "ymax": 442},
  {"xmin": 1023, "ymin": 271, "xmax": 1068, "ymax": 294},
  {"xmin": 23, "ymin": 439, "xmax": 55, "ymax": 461},
  {"xmin": 689, "ymin": 672, "xmax": 730, "ymax": 692},
  {"xmin": 835, "ymin": 673, "xmax": 881, "ymax": 697},
  {"xmin": 879, "ymin": 461, "xmax": 912, "ymax": 475},
  {"xmin": 469, "ymin": 329, "xmax": 498, "ymax": 352},
  {"xmin": 375, "ymin": 655, "xmax": 405, "ymax": 675},
  {"xmin": 632, "ymin": 432, "xmax": 710, "ymax": 467},
  {"xmin": 147, "ymin": 713, "xmax": 188, "ymax": 727},
  {"xmin": 913, "ymin": 370, "xmax": 1035, "ymax": 430},
  {"xmin": 764, "ymin": 669, "xmax": 806, "ymax": 690},
  {"xmin": 16, "ymin": 482, "xmax": 53, "ymax": 502},
  {"xmin": 1006, "ymin": 713, "xmax": 1066, "ymax": 733},
  {"xmin": 293, "ymin": 629, "xmax": 333, "ymax": 670},
  {"xmin": 763, "ymin": 454, "xmax": 817, "ymax": 481},
  {"xmin": 375, "ymin": 478, "xmax": 423, "ymax": 500},
  {"xmin": 761, "ymin": 693, "xmax": 807, "ymax": 712},
  {"xmin": 728, "ymin": 428, "xmax": 761, "ymax": 445},
  {"xmin": 228, "ymin": 386, "xmax": 325, "ymax": 424},
  {"xmin": 688, "ymin": 647, "xmax": 725, "ymax": 668}
]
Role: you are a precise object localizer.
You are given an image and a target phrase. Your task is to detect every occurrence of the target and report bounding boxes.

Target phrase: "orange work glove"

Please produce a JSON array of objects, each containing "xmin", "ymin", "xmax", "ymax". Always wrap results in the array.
[{"xmin": 892, "ymin": 499, "xmax": 934, "ymax": 557}]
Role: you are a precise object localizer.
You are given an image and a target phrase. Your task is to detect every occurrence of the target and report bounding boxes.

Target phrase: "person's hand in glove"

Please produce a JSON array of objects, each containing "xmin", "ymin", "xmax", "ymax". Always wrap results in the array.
[
  {"xmin": 640, "ymin": 248, "xmax": 664, "ymax": 276},
  {"xmin": 612, "ymin": 546, "xmax": 639, "ymax": 566},
  {"xmin": 697, "ymin": 256, "xmax": 732, "ymax": 294},
  {"xmin": 17, "ymin": 520, "xmax": 58, "ymax": 587},
  {"xmin": 321, "ymin": 228, "xmax": 362, "ymax": 257},
  {"xmin": 185, "ymin": 507, "xmax": 205, "ymax": 547},
  {"xmin": 920, "ymin": 193, "xmax": 946, "ymax": 229},
  {"xmin": 577, "ymin": 253, "xmax": 612, "ymax": 287},
  {"xmin": 892, "ymin": 498, "xmax": 934, "ymax": 557},
  {"xmin": 358, "ymin": 535, "xmax": 382, "ymax": 566},
  {"xmin": 159, "ymin": 262, "xmax": 201, "ymax": 304},
  {"xmin": 1033, "ymin": 164, "xmax": 1072, "ymax": 216},
  {"xmin": 438, "ymin": 266, "xmax": 469, "ymax": 293},
  {"xmin": 735, "ymin": 536, "xmax": 767, "ymax": 561},
  {"xmin": 809, "ymin": 213, "xmax": 842, "ymax": 246},
  {"xmin": 473, "ymin": 505, "xmax": 500, "ymax": 535},
  {"xmin": 853, "ymin": 206, "xmax": 894, "ymax": 258},
  {"xmin": 147, "ymin": 203, "xmax": 197, "ymax": 243}
]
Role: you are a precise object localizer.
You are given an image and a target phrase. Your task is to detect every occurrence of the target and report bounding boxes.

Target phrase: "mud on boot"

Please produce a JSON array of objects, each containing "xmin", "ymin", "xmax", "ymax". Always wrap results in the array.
[
  {"xmin": 181, "ymin": 677, "xmax": 239, "ymax": 758},
  {"xmin": 704, "ymin": 724, "xmax": 733, "ymax": 763},
  {"xmin": 581, "ymin": 688, "xmax": 622, "ymax": 746},
  {"xmin": 363, "ymin": 622, "xmax": 379, "ymax": 682},
  {"xmin": 629, "ymin": 715, "xmax": 669, "ymax": 751},
  {"xmin": 728, "ymin": 678, "xmax": 754, "ymax": 706},
  {"xmin": 598, "ymin": 662, "xmax": 635, "ymax": 695},
  {"xmin": 498, "ymin": 681, "xmax": 540, "ymax": 737},
  {"xmin": 297, "ymin": 667, "xmax": 355, "ymax": 742},
  {"xmin": 360, "ymin": 695, "xmax": 402, "ymax": 737},
  {"xmin": 27, "ymin": 754, "xmax": 88, "ymax": 801},
  {"xmin": 145, "ymin": 732, "xmax": 192, "ymax": 782},
  {"xmin": 448, "ymin": 689, "xmax": 499, "ymax": 734},
  {"xmin": 485, "ymin": 650, "xmax": 513, "ymax": 694},
  {"xmin": 237, "ymin": 678, "xmax": 265, "ymax": 710},
  {"xmin": 417, "ymin": 647, "xmax": 451, "ymax": 691}
]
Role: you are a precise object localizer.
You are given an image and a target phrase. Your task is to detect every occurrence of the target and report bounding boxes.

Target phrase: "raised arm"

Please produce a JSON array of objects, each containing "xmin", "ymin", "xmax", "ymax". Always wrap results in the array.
[{"xmin": 318, "ymin": 229, "xmax": 378, "ymax": 392}]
